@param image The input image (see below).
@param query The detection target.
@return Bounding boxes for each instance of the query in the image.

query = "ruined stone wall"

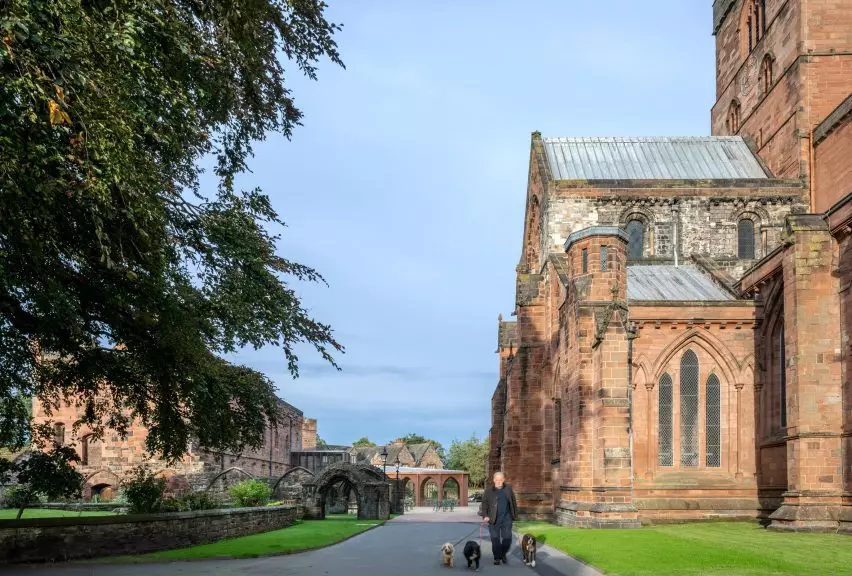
[31,396,305,498]
[301,418,317,450]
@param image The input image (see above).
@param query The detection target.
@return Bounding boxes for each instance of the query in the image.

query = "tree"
[352,437,376,448]
[0,1,344,463]
[446,434,489,489]
[315,435,329,449]
[11,446,84,519]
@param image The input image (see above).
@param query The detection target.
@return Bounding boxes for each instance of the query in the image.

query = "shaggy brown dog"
[521,534,537,567]
[441,542,455,567]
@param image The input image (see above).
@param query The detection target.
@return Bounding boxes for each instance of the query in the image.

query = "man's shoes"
[493,559,502,565]
[501,557,509,565]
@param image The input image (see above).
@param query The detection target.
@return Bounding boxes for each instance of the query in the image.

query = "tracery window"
[706,374,721,467]
[658,373,674,466]
[680,350,700,467]
[657,349,724,470]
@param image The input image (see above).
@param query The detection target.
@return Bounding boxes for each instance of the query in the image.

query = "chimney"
[301,419,317,450]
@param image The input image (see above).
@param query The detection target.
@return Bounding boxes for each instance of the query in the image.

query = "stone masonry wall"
[814,115,852,213]
[629,301,763,521]
[712,0,852,189]
[713,0,804,179]
[541,185,804,279]
[31,396,304,499]
[0,505,303,564]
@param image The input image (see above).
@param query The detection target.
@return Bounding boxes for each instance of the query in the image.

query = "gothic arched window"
[658,373,673,467]
[626,219,645,260]
[744,0,766,54]
[706,374,721,467]
[680,350,700,467]
[738,219,755,259]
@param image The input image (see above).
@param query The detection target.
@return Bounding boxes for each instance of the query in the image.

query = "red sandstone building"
[31,397,315,500]
[489,0,852,532]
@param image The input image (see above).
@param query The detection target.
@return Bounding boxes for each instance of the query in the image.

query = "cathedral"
[488,0,852,532]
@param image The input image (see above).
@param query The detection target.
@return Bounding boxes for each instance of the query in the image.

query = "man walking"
[479,471,517,565]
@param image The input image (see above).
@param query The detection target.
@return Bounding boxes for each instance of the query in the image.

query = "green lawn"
[516,521,852,576]
[94,516,382,563]
[0,508,116,519]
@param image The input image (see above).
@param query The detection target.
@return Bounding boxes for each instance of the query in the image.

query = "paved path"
[8,515,601,576]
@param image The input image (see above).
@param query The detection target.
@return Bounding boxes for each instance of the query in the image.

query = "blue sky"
[227,1,717,449]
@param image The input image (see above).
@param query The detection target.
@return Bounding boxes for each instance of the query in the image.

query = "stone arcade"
[489,0,852,532]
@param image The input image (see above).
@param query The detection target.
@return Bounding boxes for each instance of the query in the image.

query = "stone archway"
[441,477,461,500]
[420,476,438,505]
[303,463,390,521]
[271,466,314,503]
[82,469,121,502]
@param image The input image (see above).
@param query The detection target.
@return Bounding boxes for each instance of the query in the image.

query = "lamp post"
[380,446,389,477]
[395,458,401,512]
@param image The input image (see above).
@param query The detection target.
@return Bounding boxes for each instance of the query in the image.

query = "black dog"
[463,541,481,571]
[521,534,537,567]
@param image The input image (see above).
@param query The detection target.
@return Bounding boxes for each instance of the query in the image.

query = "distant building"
[31,396,309,500]
[350,441,444,470]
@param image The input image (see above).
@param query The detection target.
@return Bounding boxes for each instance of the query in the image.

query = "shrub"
[3,486,39,509]
[229,479,271,507]
[122,467,166,514]
[183,491,219,511]
[158,496,186,513]
[111,489,128,506]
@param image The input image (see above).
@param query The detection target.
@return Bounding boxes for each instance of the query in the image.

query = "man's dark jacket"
[479,483,518,525]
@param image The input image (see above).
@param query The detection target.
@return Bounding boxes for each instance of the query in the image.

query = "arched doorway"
[421,477,438,507]
[442,477,460,501]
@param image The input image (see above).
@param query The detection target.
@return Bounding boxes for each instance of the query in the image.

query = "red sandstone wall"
[32,396,303,498]
[814,118,852,213]
[712,0,803,180]
[629,302,762,519]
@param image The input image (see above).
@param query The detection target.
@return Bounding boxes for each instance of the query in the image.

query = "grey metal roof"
[627,266,736,301]
[543,137,768,181]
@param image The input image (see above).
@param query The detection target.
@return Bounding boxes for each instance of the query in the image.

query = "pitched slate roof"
[542,137,768,180]
[627,265,737,301]
[408,443,432,465]
[350,447,378,463]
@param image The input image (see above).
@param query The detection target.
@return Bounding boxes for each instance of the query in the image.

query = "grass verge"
[516,521,852,576]
[90,516,382,563]
[0,509,116,519]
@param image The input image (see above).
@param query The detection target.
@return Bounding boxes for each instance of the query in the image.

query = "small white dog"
[441,542,455,567]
